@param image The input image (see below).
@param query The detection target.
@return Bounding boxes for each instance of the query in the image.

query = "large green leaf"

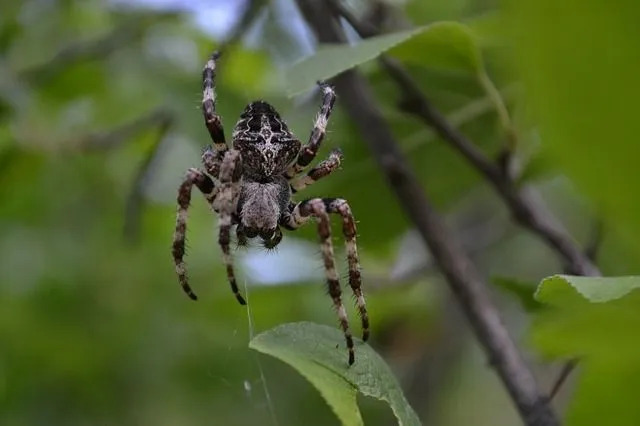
[508,0,640,254]
[286,22,482,96]
[249,322,421,426]
[533,275,640,425]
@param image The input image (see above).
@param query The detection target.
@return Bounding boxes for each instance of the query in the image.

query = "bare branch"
[296,1,558,425]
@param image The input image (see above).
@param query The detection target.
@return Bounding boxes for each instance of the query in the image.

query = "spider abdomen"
[239,179,289,232]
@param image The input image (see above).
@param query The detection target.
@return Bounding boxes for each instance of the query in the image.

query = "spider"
[171,51,369,365]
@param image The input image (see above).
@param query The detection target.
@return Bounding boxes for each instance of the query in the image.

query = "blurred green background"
[1,0,640,425]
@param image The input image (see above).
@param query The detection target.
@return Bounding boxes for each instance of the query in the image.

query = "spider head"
[232,101,301,179]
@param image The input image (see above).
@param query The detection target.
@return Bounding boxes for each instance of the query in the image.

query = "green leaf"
[535,274,640,305]
[249,322,421,426]
[389,22,482,72]
[532,275,640,426]
[286,22,482,96]
[507,0,640,255]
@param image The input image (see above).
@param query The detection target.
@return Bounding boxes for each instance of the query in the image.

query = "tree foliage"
[1,0,640,425]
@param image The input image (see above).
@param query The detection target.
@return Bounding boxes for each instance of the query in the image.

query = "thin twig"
[296,1,558,425]
[548,360,578,401]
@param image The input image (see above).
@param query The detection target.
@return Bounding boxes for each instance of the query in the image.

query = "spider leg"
[202,51,228,156]
[290,149,343,193]
[216,149,246,305]
[285,82,336,179]
[202,145,221,178]
[172,168,217,300]
[323,198,369,342]
[236,224,249,247]
[283,198,355,365]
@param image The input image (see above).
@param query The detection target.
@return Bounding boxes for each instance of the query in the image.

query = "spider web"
[243,279,280,426]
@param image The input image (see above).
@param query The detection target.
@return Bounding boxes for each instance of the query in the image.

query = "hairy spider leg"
[284,197,368,341]
[216,149,246,305]
[290,149,343,193]
[202,146,221,178]
[323,198,369,342]
[202,51,229,156]
[172,168,217,300]
[283,198,355,365]
[236,224,249,247]
[285,82,336,179]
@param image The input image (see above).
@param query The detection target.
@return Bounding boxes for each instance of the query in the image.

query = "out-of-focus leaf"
[492,276,542,312]
[286,22,482,96]
[389,22,481,72]
[532,274,640,426]
[465,12,505,48]
[249,322,421,426]
[508,0,640,254]
[222,49,272,93]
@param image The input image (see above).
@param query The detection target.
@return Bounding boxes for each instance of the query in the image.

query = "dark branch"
[296,1,558,425]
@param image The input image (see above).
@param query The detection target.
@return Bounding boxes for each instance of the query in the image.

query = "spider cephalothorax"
[232,101,301,179]
[172,51,368,365]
